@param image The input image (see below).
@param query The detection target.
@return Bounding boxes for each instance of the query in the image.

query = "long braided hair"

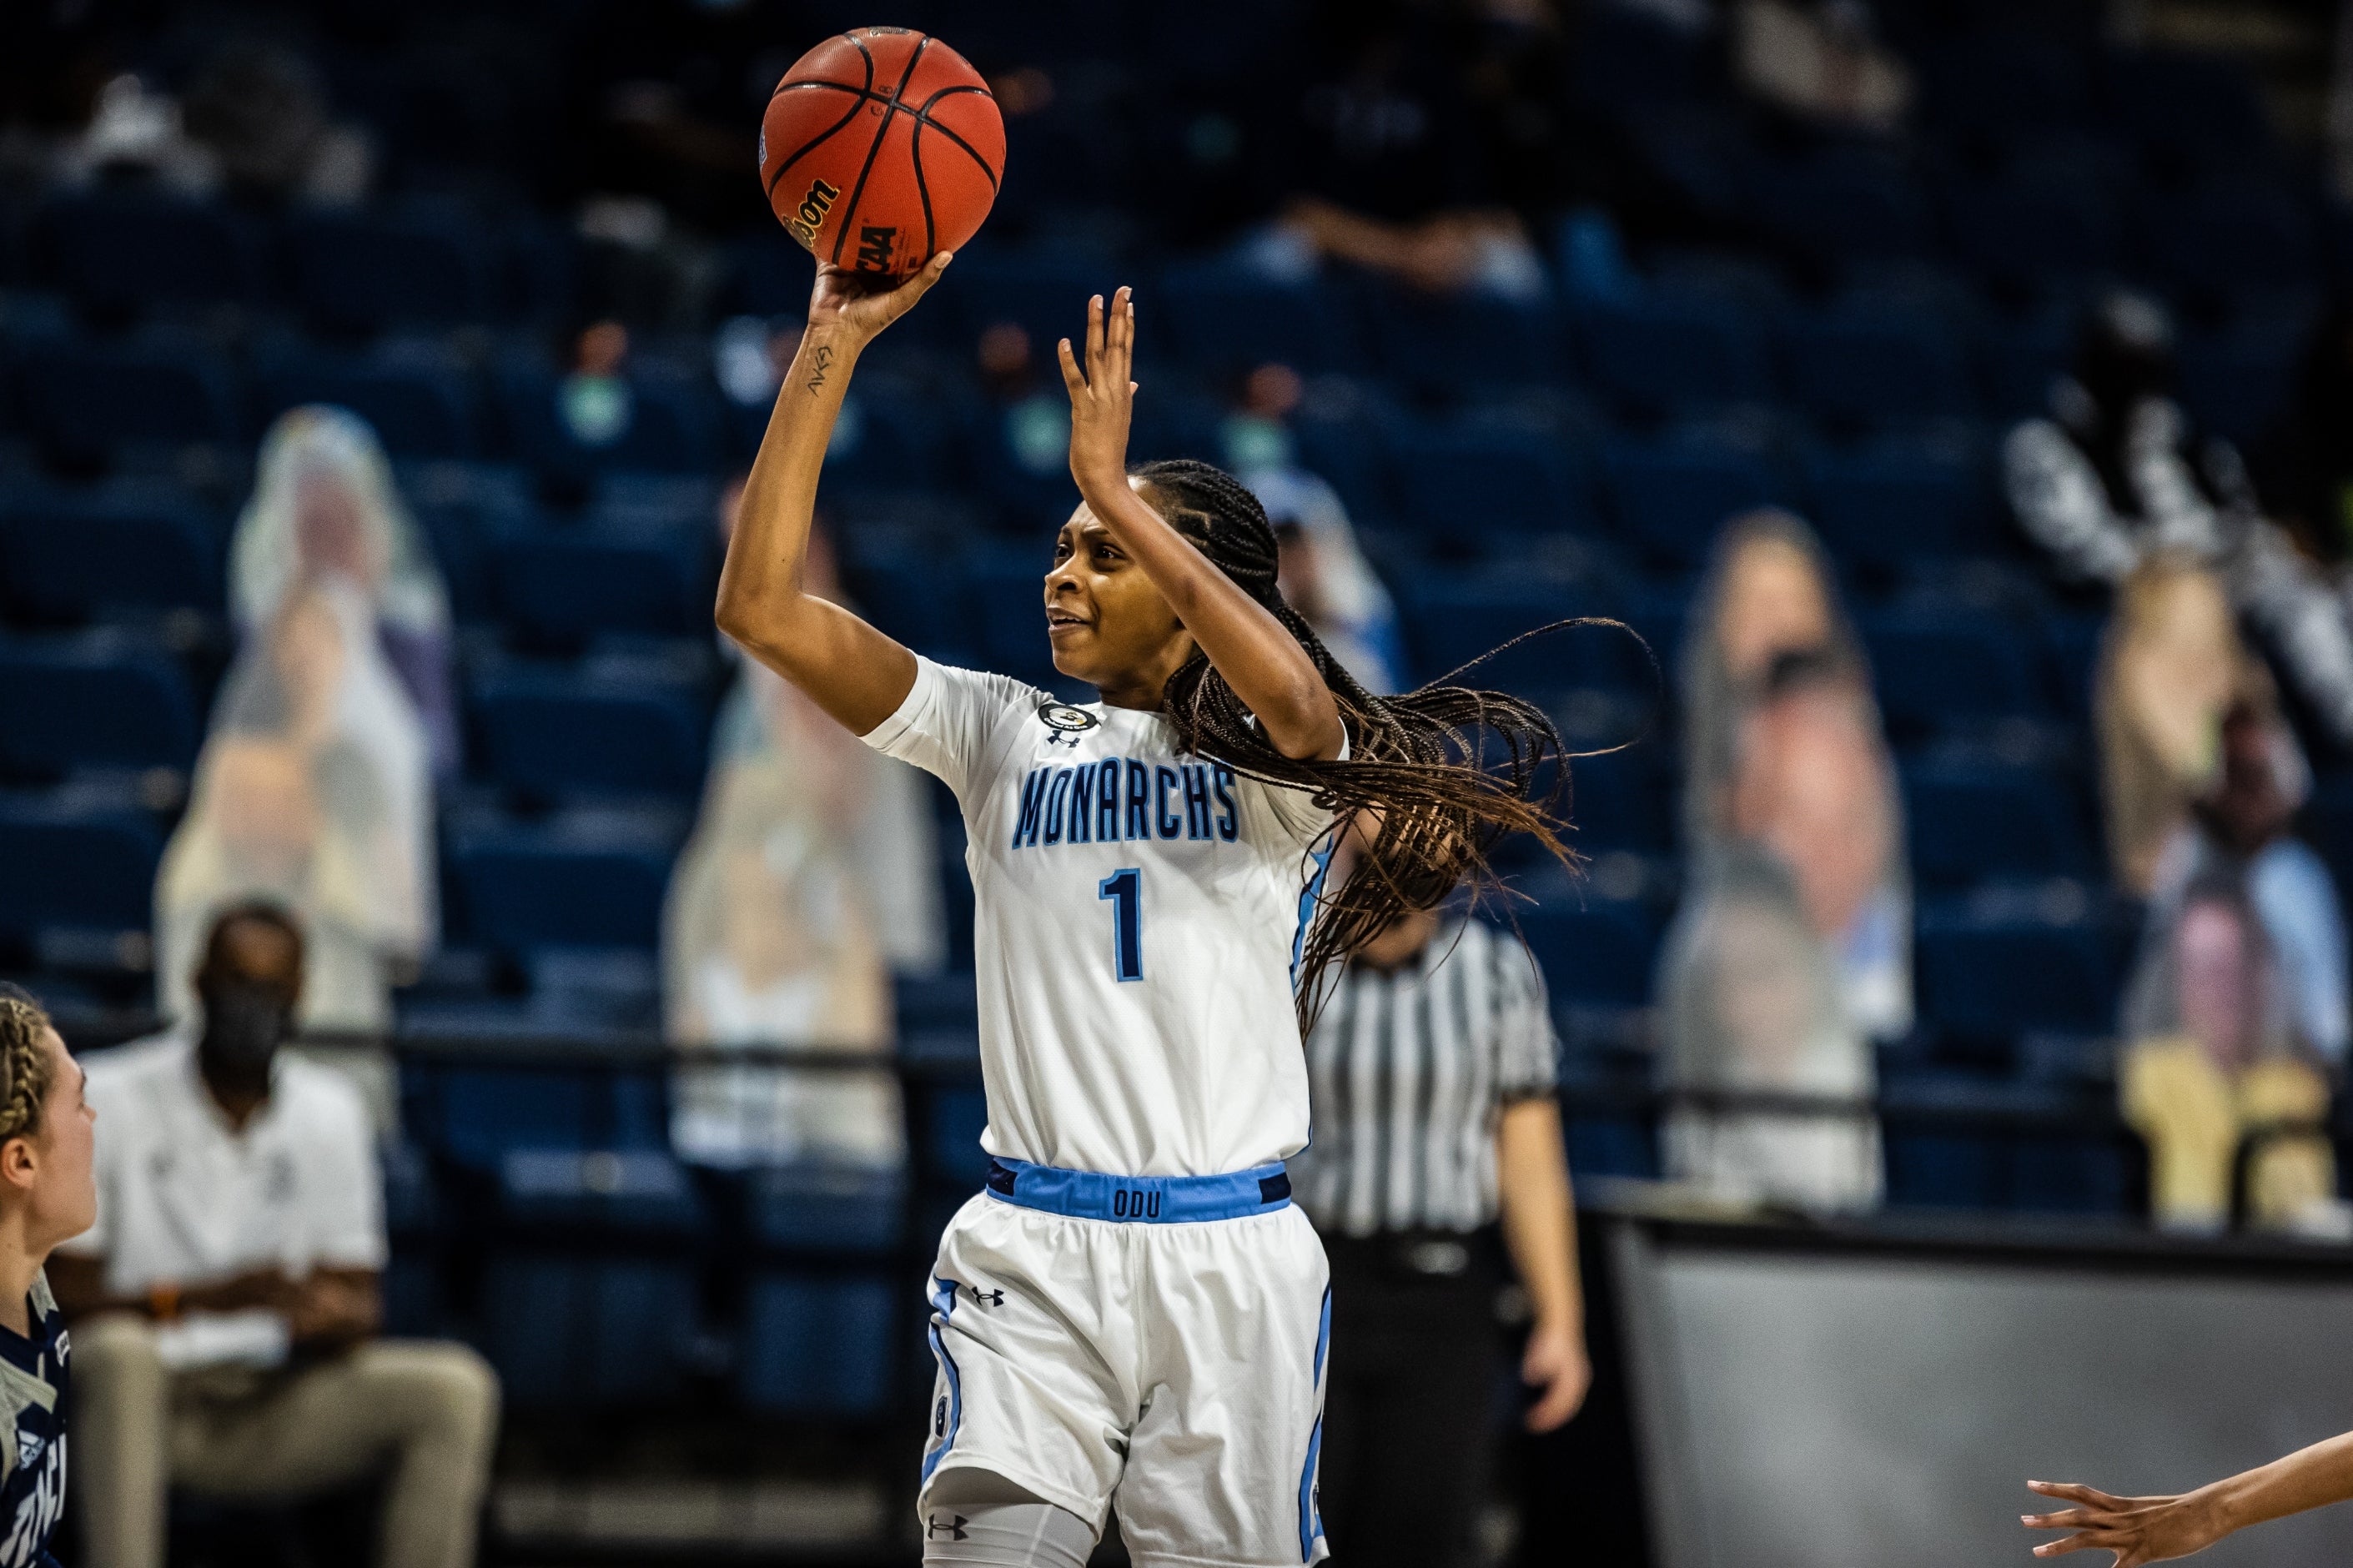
[0,985,56,1145]
[1132,460,1582,1027]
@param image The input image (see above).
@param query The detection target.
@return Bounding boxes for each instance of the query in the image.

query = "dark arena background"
[10,0,2353,1565]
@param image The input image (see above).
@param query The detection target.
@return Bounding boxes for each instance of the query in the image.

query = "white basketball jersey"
[863,656,1335,1176]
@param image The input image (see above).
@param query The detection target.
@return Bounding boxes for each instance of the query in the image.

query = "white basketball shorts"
[917,1157,1332,1567]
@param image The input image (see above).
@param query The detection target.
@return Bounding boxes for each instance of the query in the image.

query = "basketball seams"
[910,113,938,259]
[764,90,869,199]
[828,33,933,268]
[913,85,1003,192]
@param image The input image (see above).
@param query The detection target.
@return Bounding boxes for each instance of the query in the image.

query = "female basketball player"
[716,254,1566,1568]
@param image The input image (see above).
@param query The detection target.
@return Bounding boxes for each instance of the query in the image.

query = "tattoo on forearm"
[806,344,834,395]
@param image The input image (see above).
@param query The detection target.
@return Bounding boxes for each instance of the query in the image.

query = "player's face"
[25,1030,95,1252]
[1045,503,1193,693]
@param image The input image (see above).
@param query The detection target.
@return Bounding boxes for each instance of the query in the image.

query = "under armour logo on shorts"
[927,1514,969,1540]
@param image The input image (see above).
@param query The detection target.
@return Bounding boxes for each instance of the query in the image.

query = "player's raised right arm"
[715,254,951,735]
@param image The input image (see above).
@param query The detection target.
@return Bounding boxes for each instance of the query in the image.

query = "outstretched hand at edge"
[2022,1482,2229,1567]
[1060,285,1137,499]
[806,252,953,350]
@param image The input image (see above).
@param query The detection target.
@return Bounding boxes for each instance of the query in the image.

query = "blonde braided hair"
[0,985,56,1144]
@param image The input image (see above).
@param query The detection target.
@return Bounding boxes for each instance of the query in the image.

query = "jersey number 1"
[1099,868,1143,983]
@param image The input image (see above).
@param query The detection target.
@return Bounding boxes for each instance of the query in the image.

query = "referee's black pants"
[1315,1228,1504,1568]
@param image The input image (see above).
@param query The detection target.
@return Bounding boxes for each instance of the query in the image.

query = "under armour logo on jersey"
[927,1514,970,1540]
[968,1285,1005,1307]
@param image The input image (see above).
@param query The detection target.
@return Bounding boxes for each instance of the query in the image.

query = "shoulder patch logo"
[1037,700,1099,735]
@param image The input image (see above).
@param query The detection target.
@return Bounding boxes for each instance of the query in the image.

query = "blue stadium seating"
[963,545,1060,686]
[948,254,1126,360]
[1781,304,1977,429]
[498,1147,703,1231]
[1157,263,1367,378]
[254,344,480,460]
[2175,319,2305,447]
[1802,439,1990,572]
[490,527,710,646]
[0,794,163,949]
[1915,907,2120,1038]
[0,635,199,779]
[739,1275,897,1416]
[1576,294,1774,418]
[1384,424,1589,541]
[14,337,239,463]
[496,361,723,480]
[1941,177,2124,292]
[1565,755,1675,853]
[1915,37,2093,138]
[1365,289,1569,394]
[471,671,706,802]
[2104,48,2275,169]
[0,485,222,624]
[1903,761,2094,890]
[483,1252,701,1407]
[1747,152,1938,266]
[286,211,495,332]
[1882,1073,2134,1214]
[1516,902,1663,1009]
[1396,573,1633,696]
[1598,430,1782,572]
[2142,186,2318,301]
[448,811,678,955]
[413,1063,667,1170]
[36,194,264,315]
[1862,612,2044,737]
[748,1163,905,1253]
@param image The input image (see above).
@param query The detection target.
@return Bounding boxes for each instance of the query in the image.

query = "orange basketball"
[758,28,1005,277]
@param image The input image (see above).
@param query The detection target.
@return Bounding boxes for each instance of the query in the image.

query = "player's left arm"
[1496,1096,1590,1432]
[1059,288,1345,762]
[2024,1433,2353,1565]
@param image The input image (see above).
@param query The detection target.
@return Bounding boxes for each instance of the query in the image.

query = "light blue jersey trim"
[983,1157,1293,1223]
[1290,833,1338,987]
[920,1278,964,1485]
[1298,1284,1331,1560]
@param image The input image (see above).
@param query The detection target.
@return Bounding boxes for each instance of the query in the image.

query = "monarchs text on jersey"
[864,658,1335,1176]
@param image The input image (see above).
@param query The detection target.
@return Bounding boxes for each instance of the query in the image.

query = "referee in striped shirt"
[1294,881,1590,1568]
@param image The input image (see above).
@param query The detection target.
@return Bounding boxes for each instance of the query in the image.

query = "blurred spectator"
[1232,366,1406,694]
[2006,292,2353,746]
[1732,0,1910,132]
[2119,874,2341,1235]
[1245,1,1546,298]
[663,495,929,1168]
[57,905,499,1568]
[1292,824,1587,1568]
[49,74,219,195]
[977,322,1073,503]
[559,320,636,449]
[158,426,440,1033]
[1657,845,1882,1213]
[178,40,372,206]
[1683,511,1910,1038]
[230,408,459,779]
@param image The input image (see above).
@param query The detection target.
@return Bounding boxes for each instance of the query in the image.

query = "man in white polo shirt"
[50,902,500,1568]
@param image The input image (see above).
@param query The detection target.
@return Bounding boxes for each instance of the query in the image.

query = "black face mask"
[199,982,290,1080]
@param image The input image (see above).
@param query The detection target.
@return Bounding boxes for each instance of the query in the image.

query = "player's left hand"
[1521,1317,1591,1433]
[1060,286,1136,500]
[2022,1481,2228,1565]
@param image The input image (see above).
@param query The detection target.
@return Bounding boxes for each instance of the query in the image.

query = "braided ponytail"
[1131,460,1581,1028]
[0,985,56,1144]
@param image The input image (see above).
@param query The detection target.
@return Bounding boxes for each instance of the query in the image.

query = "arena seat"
[2174,319,2305,448]
[490,527,711,646]
[1515,902,1664,1010]
[1881,1073,2134,1214]
[1597,430,1782,573]
[495,361,724,480]
[14,336,240,464]
[1941,178,2124,293]
[0,634,199,779]
[0,485,222,624]
[36,193,265,316]
[2141,186,2318,301]
[1781,304,1977,430]
[1801,438,1990,573]
[254,344,480,460]
[471,672,706,802]
[286,210,495,333]
[948,254,1128,361]
[1862,612,2045,737]
[1914,907,2119,1038]
[410,1063,667,1170]
[482,1252,702,1407]
[739,1274,897,1416]
[1576,294,1774,419]
[0,795,163,950]
[1385,424,1591,541]
[1157,262,1369,378]
[1564,752,1677,853]
[2104,48,2275,168]
[1903,761,2095,890]
[1745,151,1938,266]
[448,812,677,955]
[1914,37,2094,138]
[963,545,1063,686]
[1365,289,1570,395]
[1396,573,1632,696]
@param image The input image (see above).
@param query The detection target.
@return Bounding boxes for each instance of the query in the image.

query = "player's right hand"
[2022,1481,2229,1566]
[807,251,951,344]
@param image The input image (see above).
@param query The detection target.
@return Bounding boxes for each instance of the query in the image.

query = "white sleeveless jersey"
[863,656,1335,1177]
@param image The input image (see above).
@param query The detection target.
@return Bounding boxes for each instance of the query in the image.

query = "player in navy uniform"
[0,985,98,1568]
[718,256,1570,1566]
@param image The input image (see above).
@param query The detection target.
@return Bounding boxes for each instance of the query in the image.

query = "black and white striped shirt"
[1294,919,1560,1237]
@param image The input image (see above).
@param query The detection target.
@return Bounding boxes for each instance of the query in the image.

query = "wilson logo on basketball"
[785,178,842,248]
[855,225,897,272]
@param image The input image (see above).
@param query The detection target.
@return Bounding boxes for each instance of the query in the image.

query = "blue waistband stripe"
[983,1158,1292,1223]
